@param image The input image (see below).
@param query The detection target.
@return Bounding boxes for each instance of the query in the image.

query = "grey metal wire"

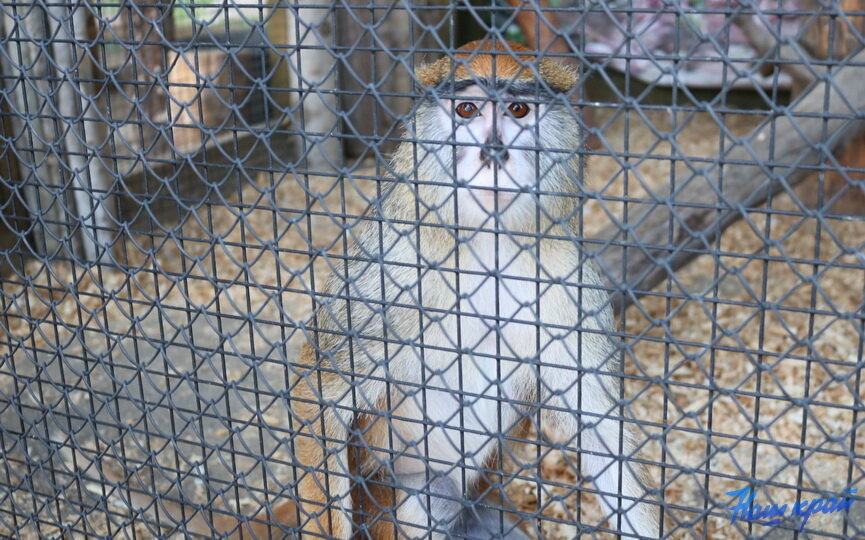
[0,1,864,538]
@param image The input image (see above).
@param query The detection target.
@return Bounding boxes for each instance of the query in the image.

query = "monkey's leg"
[544,373,659,539]
[293,374,354,539]
[458,505,532,540]
[392,468,533,539]
[455,479,532,540]
[379,472,463,539]
[454,433,534,540]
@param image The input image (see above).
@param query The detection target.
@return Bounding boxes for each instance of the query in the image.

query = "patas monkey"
[283,39,660,539]
[182,39,658,539]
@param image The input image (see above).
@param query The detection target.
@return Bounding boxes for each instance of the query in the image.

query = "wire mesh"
[1,0,864,538]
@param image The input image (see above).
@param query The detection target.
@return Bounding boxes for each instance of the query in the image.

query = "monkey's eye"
[507,102,530,118]
[455,102,479,119]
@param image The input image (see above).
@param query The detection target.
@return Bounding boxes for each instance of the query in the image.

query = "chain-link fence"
[1,1,864,538]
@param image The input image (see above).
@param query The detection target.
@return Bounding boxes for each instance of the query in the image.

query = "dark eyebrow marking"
[429,78,558,99]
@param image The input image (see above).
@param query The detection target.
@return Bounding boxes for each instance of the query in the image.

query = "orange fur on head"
[415,39,577,92]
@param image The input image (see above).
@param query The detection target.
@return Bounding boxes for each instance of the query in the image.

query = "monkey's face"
[436,85,547,222]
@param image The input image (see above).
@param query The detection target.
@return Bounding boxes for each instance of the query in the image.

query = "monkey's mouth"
[471,188,518,211]
[457,158,527,212]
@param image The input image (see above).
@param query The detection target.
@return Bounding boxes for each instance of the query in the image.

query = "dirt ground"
[2,104,864,538]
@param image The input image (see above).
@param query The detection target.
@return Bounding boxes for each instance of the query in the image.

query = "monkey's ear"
[414,56,453,89]
[538,60,579,93]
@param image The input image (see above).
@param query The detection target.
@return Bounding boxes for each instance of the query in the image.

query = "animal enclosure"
[1,1,864,538]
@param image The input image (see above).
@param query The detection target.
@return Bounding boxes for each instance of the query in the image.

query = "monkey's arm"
[291,342,355,539]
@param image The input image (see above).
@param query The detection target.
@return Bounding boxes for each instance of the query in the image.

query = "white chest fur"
[389,232,546,485]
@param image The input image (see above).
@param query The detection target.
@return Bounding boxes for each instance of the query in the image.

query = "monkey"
[140,39,659,539]
[283,39,660,539]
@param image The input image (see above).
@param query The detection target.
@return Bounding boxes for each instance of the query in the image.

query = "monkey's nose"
[481,135,509,167]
